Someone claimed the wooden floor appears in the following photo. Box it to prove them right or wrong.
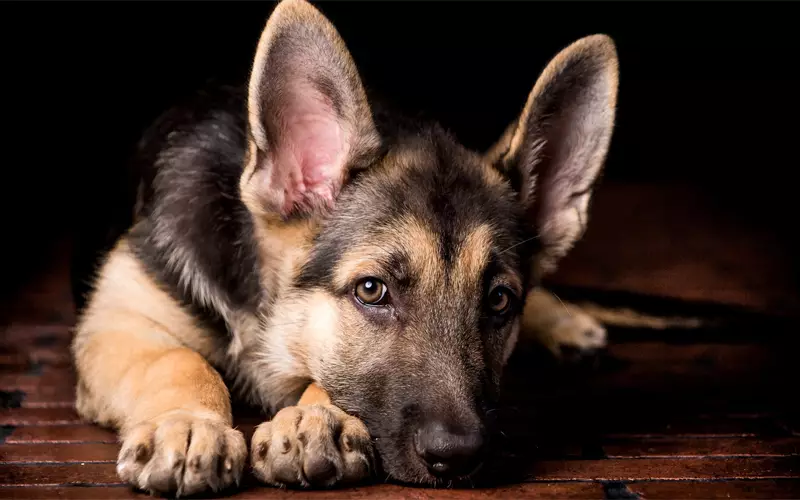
[2,183,800,499]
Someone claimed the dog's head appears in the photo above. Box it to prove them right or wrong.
[239,0,618,485]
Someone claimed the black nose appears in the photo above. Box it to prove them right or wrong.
[414,421,485,478]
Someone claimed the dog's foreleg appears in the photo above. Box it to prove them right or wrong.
[250,382,375,488]
[73,329,247,496]
[71,246,247,497]
[520,287,608,360]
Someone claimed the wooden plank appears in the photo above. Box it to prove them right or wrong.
[0,407,82,426]
[520,457,800,481]
[235,483,604,499]
[0,464,123,486]
[0,351,72,368]
[2,425,117,444]
[1,325,73,344]
[496,409,791,440]
[0,444,118,463]
[0,388,74,406]
[603,437,800,458]
[629,479,800,499]
[0,375,76,392]
[0,480,797,500]
[0,483,605,499]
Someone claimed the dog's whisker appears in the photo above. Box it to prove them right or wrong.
[550,291,573,318]
[497,234,540,255]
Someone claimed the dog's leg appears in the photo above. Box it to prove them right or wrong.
[521,287,607,361]
[72,246,247,496]
[250,383,374,488]
[75,334,247,496]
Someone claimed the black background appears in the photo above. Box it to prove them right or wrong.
[4,1,798,297]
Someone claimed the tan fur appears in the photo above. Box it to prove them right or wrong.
[297,382,332,406]
[72,240,247,496]
[332,214,443,292]
[570,302,716,330]
[454,223,522,297]
[253,289,338,405]
[252,218,317,304]
[73,240,228,427]
[519,288,607,357]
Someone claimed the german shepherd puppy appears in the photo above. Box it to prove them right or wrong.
[71,0,618,495]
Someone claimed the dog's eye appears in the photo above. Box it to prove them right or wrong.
[354,277,388,306]
[487,286,513,314]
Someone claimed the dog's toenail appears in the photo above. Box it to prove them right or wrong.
[281,436,291,453]
[257,442,269,459]
[134,443,150,463]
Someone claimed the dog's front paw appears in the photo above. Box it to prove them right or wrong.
[116,414,247,497]
[544,307,607,363]
[251,404,374,489]
[522,289,608,364]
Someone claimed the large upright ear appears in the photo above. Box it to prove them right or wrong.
[240,0,381,220]
[486,35,619,280]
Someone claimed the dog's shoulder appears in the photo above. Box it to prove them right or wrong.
[127,84,263,333]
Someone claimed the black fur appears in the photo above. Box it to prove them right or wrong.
[125,86,263,334]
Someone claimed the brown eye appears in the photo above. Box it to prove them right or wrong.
[354,278,388,306]
[488,287,512,314]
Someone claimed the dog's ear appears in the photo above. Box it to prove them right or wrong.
[240,0,381,220]
[486,34,619,280]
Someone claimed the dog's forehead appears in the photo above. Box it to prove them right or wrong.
[331,215,502,292]
[297,128,527,292]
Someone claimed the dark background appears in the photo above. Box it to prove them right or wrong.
[3,1,798,311]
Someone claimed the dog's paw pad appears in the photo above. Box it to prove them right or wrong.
[251,404,373,489]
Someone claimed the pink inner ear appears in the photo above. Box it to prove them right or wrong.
[263,87,349,216]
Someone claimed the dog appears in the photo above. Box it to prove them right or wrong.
[70,0,619,495]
